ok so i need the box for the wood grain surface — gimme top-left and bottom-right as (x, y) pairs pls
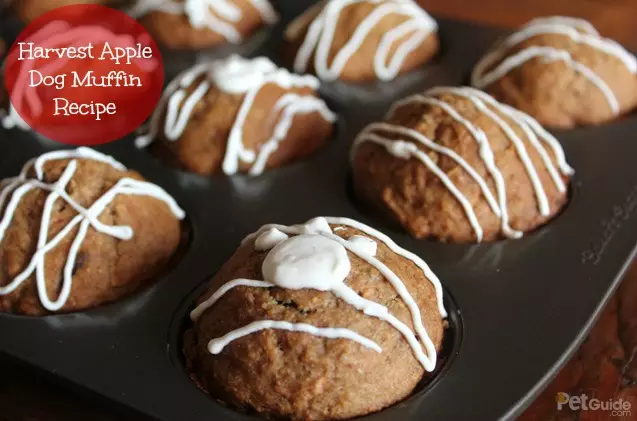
(1, 1), (636, 420)
(420, 0), (637, 48)
(518, 263), (637, 421)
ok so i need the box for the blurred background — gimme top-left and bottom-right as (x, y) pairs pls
(419, 0), (637, 49)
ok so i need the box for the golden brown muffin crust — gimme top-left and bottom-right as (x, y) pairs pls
(284, 0), (439, 82)
(140, 0), (270, 50)
(150, 74), (334, 176)
(473, 19), (637, 128)
(352, 89), (571, 243)
(184, 223), (445, 420)
(0, 158), (183, 315)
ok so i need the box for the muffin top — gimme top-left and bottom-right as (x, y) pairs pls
(185, 216), (446, 420)
(285, 0), (438, 82)
(471, 16), (637, 128)
(0, 147), (185, 315)
(130, 0), (278, 46)
(14, 0), (113, 23)
(351, 86), (574, 243)
(136, 55), (336, 175)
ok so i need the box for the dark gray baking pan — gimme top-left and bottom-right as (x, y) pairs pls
(0, 1), (636, 420)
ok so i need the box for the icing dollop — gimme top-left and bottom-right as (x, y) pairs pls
(262, 234), (351, 291)
(296, 216), (333, 235)
(254, 227), (289, 251)
(210, 55), (278, 94)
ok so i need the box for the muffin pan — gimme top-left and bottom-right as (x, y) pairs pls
(1, 1), (637, 420)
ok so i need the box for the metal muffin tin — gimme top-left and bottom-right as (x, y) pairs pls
(1, 1), (636, 420)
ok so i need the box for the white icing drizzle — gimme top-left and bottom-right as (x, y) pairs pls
(356, 124), (487, 241)
(423, 88), (550, 216)
(190, 278), (273, 320)
(352, 87), (574, 242)
(209, 320), (383, 354)
(247, 93), (333, 176)
(389, 95), (521, 239)
(191, 216), (446, 371)
(347, 234), (378, 255)
(135, 55), (337, 176)
(33, 147), (127, 180)
(524, 16), (598, 36)
(472, 16), (637, 115)
(128, 0), (278, 44)
(0, 148), (186, 312)
(292, 0), (438, 81)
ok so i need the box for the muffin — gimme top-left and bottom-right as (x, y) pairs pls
(184, 216), (447, 420)
(284, 0), (439, 82)
(351, 86), (575, 243)
(136, 55), (337, 176)
(0, 147), (185, 315)
(471, 16), (637, 128)
(12, 0), (115, 22)
(130, 0), (278, 49)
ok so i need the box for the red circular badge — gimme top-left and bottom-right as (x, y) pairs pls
(4, 4), (164, 146)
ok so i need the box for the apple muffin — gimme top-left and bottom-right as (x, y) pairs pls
(284, 0), (439, 82)
(0, 147), (185, 315)
(351, 86), (575, 242)
(136, 55), (336, 176)
(184, 216), (447, 420)
(472, 16), (637, 128)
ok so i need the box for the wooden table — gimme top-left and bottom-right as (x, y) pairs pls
(421, 0), (637, 48)
(1, 1), (637, 420)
